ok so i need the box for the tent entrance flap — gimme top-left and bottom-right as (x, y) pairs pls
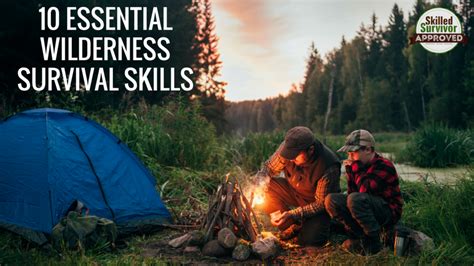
(70, 130), (116, 221)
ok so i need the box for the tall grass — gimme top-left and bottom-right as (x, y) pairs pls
(399, 123), (473, 167)
(97, 101), (222, 173)
(224, 131), (410, 171)
(401, 171), (474, 264)
(226, 131), (285, 172)
(372, 132), (410, 155)
(223, 131), (345, 172)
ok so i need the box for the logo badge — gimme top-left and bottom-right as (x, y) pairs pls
(410, 8), (468, 53)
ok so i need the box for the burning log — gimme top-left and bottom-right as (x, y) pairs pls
(169, 175), (279, 260)
(201, 175), (262, 242)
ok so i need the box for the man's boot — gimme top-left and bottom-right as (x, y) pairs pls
(278, 223), (302, 240)
(341, 225), (365, 253)
(341, 238), (364, 253)
(362, 233), (383, 255)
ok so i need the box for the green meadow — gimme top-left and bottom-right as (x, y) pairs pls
(1, 104), (473, 264)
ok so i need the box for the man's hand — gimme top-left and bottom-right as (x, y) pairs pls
(271, 211), (292, 227)
(343, 159), (353, 167)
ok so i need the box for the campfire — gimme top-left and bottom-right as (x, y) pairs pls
(168, 175), (281, 261)
(201, 174), (262, 242)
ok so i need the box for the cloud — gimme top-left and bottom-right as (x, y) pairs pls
(213, 0), (297, 101)
(214, 0), (287, 48)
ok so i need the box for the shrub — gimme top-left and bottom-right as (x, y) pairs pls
(98, 101), (221, 175)
(234, 131), (284, 172)
(399, 123), (473, 167)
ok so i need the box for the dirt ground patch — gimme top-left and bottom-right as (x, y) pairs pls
(134, 229), (400, 264)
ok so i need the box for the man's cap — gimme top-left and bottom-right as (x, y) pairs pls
(280, 126), (315, 160)
(337, 129), (375, 152)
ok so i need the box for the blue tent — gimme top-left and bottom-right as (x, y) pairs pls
(0, 108), (172, 238)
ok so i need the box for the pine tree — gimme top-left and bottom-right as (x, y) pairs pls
(366, 13), (383, 77)
(302, 42), (319, 90)
(408, 0), (427, 27)
(195, 0), (228, 134)
(301, 43), (323, 125)
(406, 0), (431, 126)
(384, 4), (408, 130)
(437, 0), (453, 9)
(460, 0), (474, 125)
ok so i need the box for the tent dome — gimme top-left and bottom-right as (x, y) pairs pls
(0, 108), (172, 235)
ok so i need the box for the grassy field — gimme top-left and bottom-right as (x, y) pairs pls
(1, 107), (473, 264)
(2, 171), (473, 264)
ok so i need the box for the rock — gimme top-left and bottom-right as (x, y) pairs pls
(184, 246), (200, 253)
(232, 243), (251, 261)
(251, 236), (279, 259)
(409, 229), (434, 255)
(188, 230), (206, 247)
(168, 233), (191, 248)
(202, 240), (228, 257)
(217, 228), (237, 249)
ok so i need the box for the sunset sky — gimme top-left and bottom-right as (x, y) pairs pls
(213, 0), (415, 102)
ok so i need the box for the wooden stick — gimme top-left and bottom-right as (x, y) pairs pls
(203, 196), (217, 230)
(249, 191), (254, 209)
(233, 191), (249, 239)
(243, 210), (257, 241)
(242, 190), (262, 235)
(228, 212), (241, 235)
(204, 195), (226, 241)
(163, 224), (201, 230)
(239, 196), (256, 242)
(224, 182), (234, 227)
(203, 184), (223, 230)
(201, 176), (263, 242)
(217, 215), (223, 229)
(235, 179), (259, 240)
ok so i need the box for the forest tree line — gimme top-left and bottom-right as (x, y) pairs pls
(225, 0), (474, 136)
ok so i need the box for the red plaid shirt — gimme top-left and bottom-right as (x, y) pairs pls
(346, 153), (403, 223)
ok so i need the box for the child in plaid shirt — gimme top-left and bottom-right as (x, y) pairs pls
(325, 129), (403, 255)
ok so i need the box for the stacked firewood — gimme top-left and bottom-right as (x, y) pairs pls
(168, 175), (280, 261)
(201, 175), (261, 242)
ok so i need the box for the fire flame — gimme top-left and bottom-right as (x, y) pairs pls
(250, 186), (265, 208)
(253, 194), (264, 206)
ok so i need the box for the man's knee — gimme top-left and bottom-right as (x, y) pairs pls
(261, 192), (280, 215)
(298, 213), (330, 246)
(324, 193), (346, 217)
(347, 192), (368, 212)
(260, 180), (283, 214)
(260, 202), (273, 215)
